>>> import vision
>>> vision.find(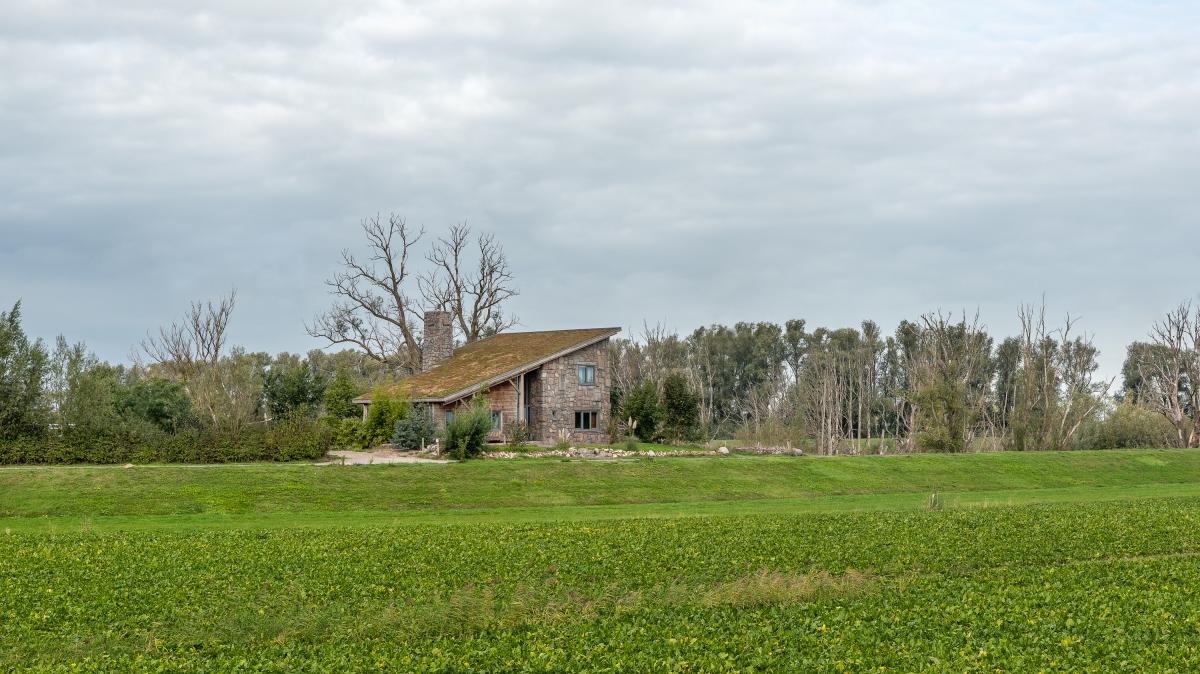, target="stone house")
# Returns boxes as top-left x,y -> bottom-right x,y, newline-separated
354,311 -> 620,444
